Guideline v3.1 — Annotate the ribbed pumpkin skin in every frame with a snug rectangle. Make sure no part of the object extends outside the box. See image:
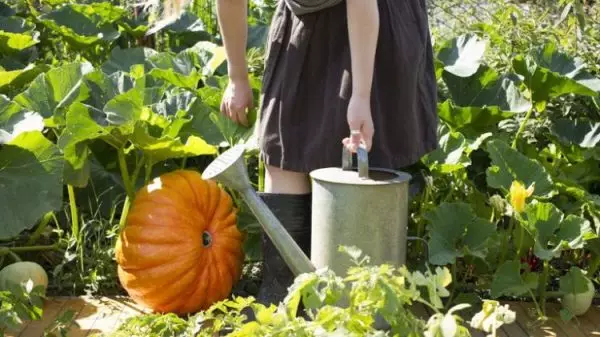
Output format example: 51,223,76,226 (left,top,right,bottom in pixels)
115,169,244,314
